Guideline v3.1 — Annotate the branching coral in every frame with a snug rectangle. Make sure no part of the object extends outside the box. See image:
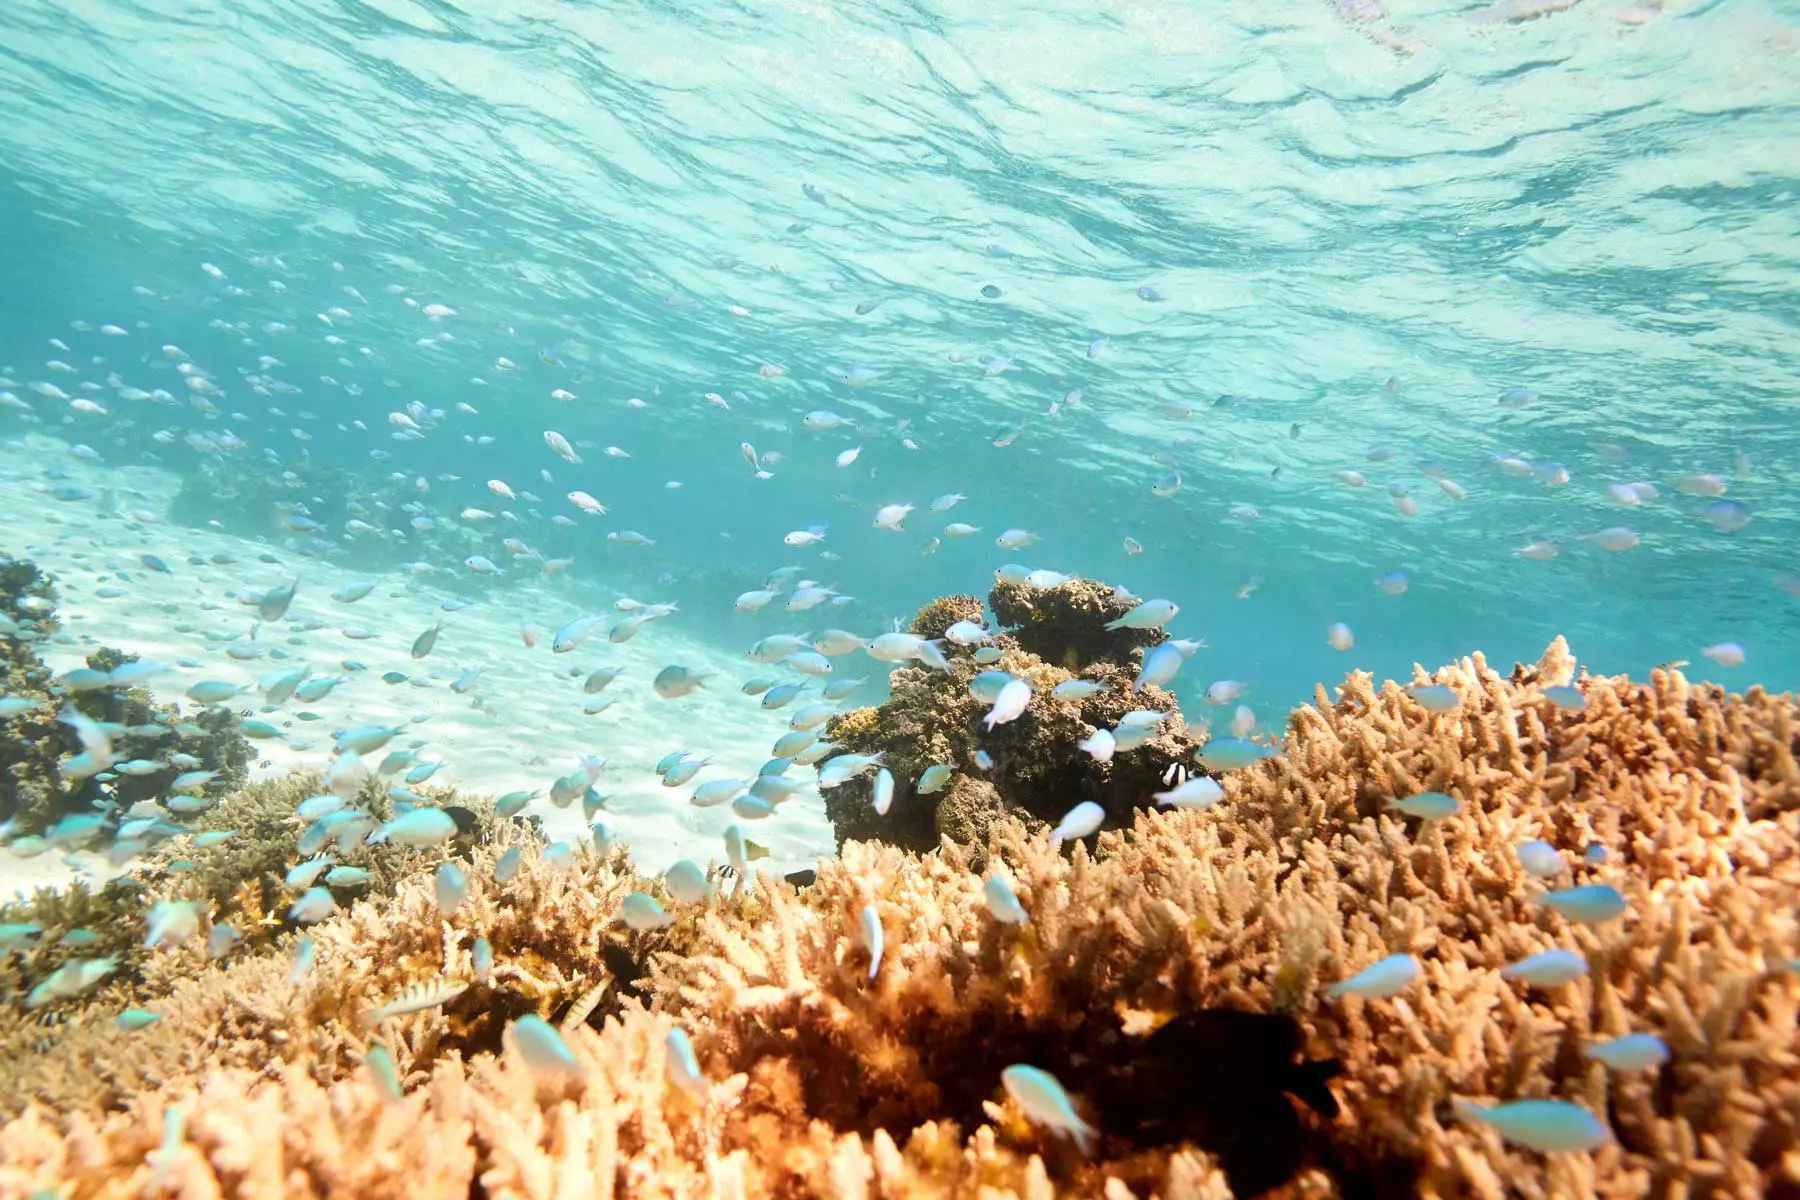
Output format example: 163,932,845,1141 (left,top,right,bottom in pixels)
0,774,508,1081
3,639,1799,1199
